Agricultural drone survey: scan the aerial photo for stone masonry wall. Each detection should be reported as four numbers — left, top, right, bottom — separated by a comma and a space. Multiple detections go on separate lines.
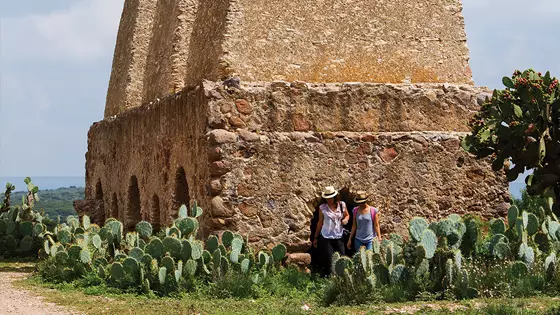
207, 129, 508, 251
84, 81, 508, 251
86, 86, 212, 232
104, 0, 473, 117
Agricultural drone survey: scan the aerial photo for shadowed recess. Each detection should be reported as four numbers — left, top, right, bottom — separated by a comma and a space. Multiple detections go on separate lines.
127, 176, 142, 230
151, 194, 161, 231
111, 193, 119, 221
173, 167, 190, 216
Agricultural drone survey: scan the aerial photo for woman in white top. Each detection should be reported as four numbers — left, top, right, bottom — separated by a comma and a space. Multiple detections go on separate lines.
313, 186, 350, 277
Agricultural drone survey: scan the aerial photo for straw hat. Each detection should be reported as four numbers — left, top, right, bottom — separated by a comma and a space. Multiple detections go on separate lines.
321, 186, 338, 199
353, 191, 368, 204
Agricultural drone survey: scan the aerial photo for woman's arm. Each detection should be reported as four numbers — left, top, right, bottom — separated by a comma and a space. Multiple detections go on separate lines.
342, 204, 350, 225
313, 210, 324, 247
374, 211, 381, 240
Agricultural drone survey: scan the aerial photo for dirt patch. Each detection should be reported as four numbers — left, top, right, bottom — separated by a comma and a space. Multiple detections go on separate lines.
0, 272, 80, 315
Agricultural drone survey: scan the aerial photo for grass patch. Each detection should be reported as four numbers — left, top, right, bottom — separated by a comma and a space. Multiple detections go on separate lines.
11, 274, 560, 315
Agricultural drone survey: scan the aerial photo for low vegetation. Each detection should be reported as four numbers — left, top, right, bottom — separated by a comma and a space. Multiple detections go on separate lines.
10, 186, 82, 219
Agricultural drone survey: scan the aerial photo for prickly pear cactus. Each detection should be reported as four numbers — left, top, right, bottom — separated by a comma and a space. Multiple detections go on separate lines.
334, 256, 352, 277
163, 236, 182, 259
145, 238, 164, 259
409, 217, 429, 242
271, 244, 287, 263
135, 221, 153, 238
222, 231, 234, 248
421, 229, 437, 259
206, 235, 219, 253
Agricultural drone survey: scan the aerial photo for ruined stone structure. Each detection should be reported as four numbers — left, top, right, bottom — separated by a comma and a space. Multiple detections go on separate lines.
78, 0, 509, 251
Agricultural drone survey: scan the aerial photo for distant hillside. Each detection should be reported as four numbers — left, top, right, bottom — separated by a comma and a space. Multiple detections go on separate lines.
10, 186, 83, 220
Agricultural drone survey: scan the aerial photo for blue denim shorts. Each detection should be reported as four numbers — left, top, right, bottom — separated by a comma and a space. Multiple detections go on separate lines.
354, 238, 373, 252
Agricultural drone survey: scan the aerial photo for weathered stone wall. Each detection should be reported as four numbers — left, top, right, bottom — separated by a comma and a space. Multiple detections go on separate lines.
104, 0, 473, 116
86, 86, 212, 231
206, 82, 490, 133
85, 82, 508, 250
206, 129, 508, 250
197, 0, 473, 84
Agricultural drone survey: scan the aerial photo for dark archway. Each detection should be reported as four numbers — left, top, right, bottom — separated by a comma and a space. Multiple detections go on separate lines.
127, 176, 142, 230
95, 180, 104, 200
111, 193, 119, 221
151, 194, 161, 231
172, 167, 190, 216
94, 180, 106, 223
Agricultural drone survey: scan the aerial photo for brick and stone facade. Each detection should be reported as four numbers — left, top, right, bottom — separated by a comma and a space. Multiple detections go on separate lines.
78, 0, 509, 251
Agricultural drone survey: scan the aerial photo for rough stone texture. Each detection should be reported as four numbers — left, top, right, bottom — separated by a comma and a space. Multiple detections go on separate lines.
104, 0, 158, 118
207, 129, 508, 249
105, 0, 473, 115
143, 0, 198, 103
84, 82, 508, 250
74, 200, 104, 225
86, 87, 211, 231
205, 82, 490, 133
194, 0, 473, 84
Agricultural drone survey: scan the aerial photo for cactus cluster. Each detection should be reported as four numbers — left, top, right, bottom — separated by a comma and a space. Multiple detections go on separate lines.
0, 178, 55, 258
37, 200, 288, 294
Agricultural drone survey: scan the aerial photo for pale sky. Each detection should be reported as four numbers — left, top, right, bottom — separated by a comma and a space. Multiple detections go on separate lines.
1, 0, 559, 178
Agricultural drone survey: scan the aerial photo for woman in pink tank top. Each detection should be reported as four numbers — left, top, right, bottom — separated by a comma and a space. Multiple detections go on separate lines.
347, 191, 381, 251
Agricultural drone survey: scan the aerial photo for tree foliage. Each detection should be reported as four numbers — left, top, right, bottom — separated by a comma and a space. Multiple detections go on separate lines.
462, 69, 560, 206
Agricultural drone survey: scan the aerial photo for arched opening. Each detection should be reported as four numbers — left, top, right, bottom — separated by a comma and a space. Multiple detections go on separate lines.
127, 176, 142, 231
94, 180, 106, 223
111, 193, 119, 220
172, 167, 190, 216
308, 187, 357, 270
95, 180, 104, 200
151, 194, 161, 231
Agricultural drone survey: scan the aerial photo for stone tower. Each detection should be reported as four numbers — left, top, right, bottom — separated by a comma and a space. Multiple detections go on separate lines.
77, 0, 508, 251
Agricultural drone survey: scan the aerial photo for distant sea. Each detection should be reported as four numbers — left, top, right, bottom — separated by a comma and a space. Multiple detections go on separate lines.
0, 176, 85, 191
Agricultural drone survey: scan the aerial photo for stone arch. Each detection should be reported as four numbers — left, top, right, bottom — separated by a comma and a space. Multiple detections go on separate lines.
111, 193, 119, 221
151, 194, 161, 231
127, 175, 142, 230
173, 167, 190, 214
95, 180, 104, 200
94, 180, 106, 223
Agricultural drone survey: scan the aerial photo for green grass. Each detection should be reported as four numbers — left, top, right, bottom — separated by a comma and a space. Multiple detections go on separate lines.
4, 261, 560, 314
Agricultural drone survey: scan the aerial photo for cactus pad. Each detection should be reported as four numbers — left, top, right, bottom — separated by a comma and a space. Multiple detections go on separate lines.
508, 205, 519, 227
202, 250, 211, 264
135, 221, 153, 238
176, 218, 197, 237
158, 267, 167, 284
19, 221, 33, 236
80, 249, 92, 264
110, 262, 125, 280
184, 259, 198, 277
334, 256, 352, 277
258, 251, 269, 267
105, 220, 123, 244
179, 204, 188, 219
390, 264, 408, 284
448, 214, 461, 222
129, 247, 144, 261
163, 236, 182, 259
272, 244, 287, 262
57, 230, 72, 245
91, 234, 102, 249
241, 258, 250, 274
409, 217, 428, 242
222, 231, 234, 248
549, 221, 559, 240
55, 250, 69, 265
206, 235, 219, 253
490, 219, 506, 235
123, 257, 139, 275
421, 229, 437, 259
437, 219, 455, 237
82, 215, 91, 230
161, 256, 175, 272
526, 213, 539, 236
145, 238, 164, 259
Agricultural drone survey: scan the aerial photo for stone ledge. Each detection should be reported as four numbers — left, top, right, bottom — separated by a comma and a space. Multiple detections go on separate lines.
205, 81, 491, 133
